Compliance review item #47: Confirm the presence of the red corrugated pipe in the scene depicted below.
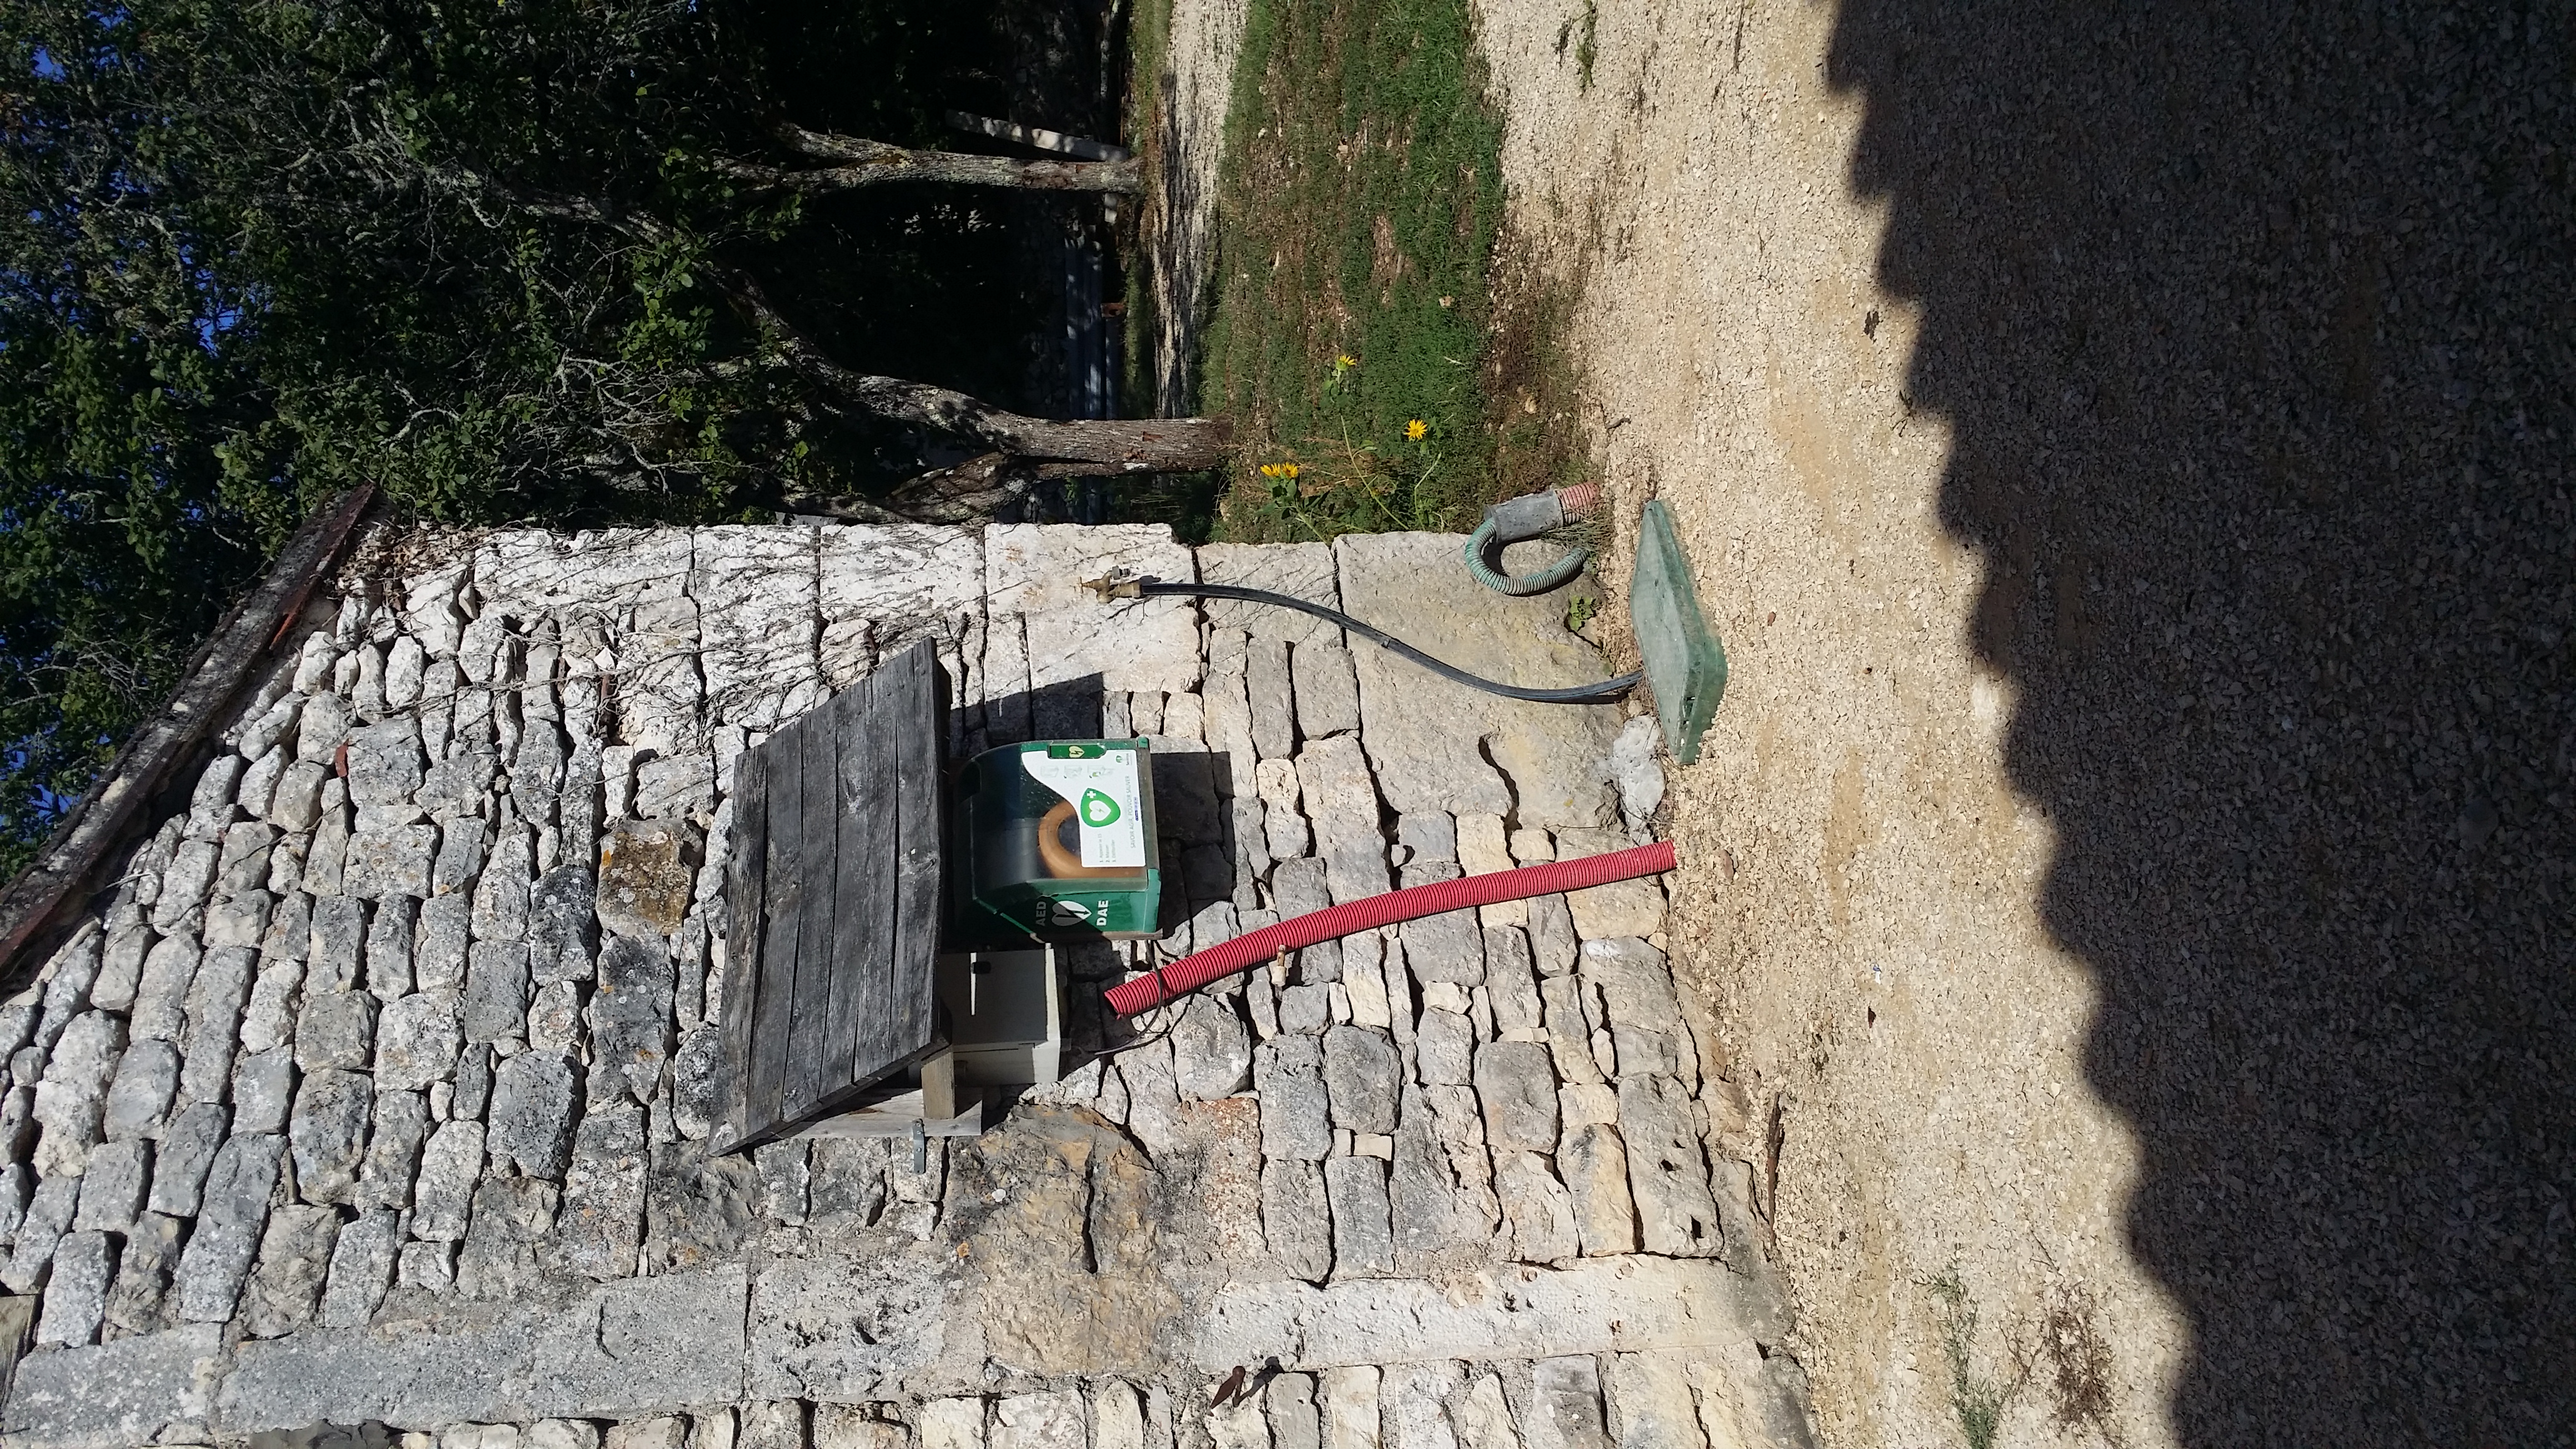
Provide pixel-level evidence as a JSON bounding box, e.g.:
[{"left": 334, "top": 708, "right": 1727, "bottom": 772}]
[{"left": 1105, "top": 840, "right": 1679, "bottom": 1016}]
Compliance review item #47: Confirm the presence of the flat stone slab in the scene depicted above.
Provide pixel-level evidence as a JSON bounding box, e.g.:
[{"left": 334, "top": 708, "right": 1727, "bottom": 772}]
[{"left": 1334, "top": 534, "right": 1624, "bottom": 829}]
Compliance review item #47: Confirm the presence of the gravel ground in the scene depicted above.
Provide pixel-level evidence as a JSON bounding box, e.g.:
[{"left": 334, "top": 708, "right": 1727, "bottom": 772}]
[{"left": 1475, "top": 0, "right": 2574, "bottom": 1445}]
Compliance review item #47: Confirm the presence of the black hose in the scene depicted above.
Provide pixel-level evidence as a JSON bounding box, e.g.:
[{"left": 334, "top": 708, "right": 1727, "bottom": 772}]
[{"left": 1138, "top": 582, "right": 1641, "bottom": 705}]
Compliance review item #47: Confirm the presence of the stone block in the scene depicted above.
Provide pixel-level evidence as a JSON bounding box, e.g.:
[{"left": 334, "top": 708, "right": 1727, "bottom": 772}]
[
  {"left": 242, "top": 957, "right": 304, "bottom": 1055},
  {"left": 1381, "top": 1360, "right": 1463, "bottom": 1449},
  {"left": 1253, "top": 1035, "right": 1332, "bottom": 1161},
  {"left": 102, "top": 1038, "right": 180, "bottom": 1141},
  {"left": 1493, "top": 1151, "right": 1581, "bottom": 1265},
  {"left": 397, "top": 1237, "right": 457, "bottom": 1292},
  {"left": 1559, "top": 1123, "right": 1637, "bottom": 1257},
  {"left": 919, "top": 1398, "right": 987, "bottom": 1449},
  {"left": 104, "top": 1209, "right": 184, "bottom": 1337},
  {"left": 346, "top": 824, "right": 439, "bottom": 900},
  {"left": 364, "top": 895, "right": 417, "bottom": 998},
  {"left": 1322, "top": 1025, "right": 1399, "bottom": 1134},
  {"left": 174, "top": 1131, "right": 285, "bottom": 1321},
  {"left": 178, "top": 946, "right": 256, "bottom": 1102},
  {"left": 241, "top": 1201, "right": 339, "bottom": 1337},
  {"left": 1256, "top": 758, "right": 1310, "bottom": 860},
  {"left": 814, "top": 1407, "right": 906, "bottom": 1449},
  {"left": 556, "top": 1100, "right": 647, "bottom": 1280},
  {"left": 1526, "top": 1359, "right": 1611, "bottom": 1449},
  {"left": 1578, "top": 939, "right": 1697, "bottom": 1088},
  {"left": 1614, "top": 1075, "right": 1721, "bottom": 1258},
  {"left": 296, "top": 989, "right": 377, "bottom": 1072},
  {"left": 1197, "top": 542, "right": 1340, "bottom": 646},
  {"left": 1475, "top": 1040, "right": 1561, "bottom": 1152},
  {"left": 671, "top": 1025, "right": 721, "bottom": 1140},
  {"left": 534, "top": 1421, "right": 611, "bottom": 1449},
  {"left": 1539, "top": 977, "right": 1603, "bottom": 1087},
  {"left": 291, "top": 1066, "right": 374, "bottom": 1204},
  {"left": 1602, "top": 1355, "right": 1700, "bottom": 1449},
  {"left": 1322, "top": 1155, "right": 1392, "bottom": 1278},
  {"left": 1482, "top": 929, "right": 1543, "bottom": 1034},
  {"left": 490, "top": 1048, "right": 580, "bottom": 1178},
  {"left": 357, "top": 1087, "right": 431, "bottom": 1211},
  {"left": 738, "top": 1403, "right": 807, "bottom": 1449},
  {"left": 591, "top": 935, "right": 675, "bottom": 1105},
  {"left": 33, "top": 1008, "right": 123, "bottom": 1176},
  {"left": 1295, "top": 736, "right": 1388, "bottom": 905},
  {"left": 317, "top": 1207, "right": 401, "bottom": 1327},
  {"left": 644, "top": 1139, "right": 760, "bottom": 1272},
  {"left": 205, "top": 889, "right": 276, "bottom": 948},
  {"left": 1335, "top": 534, "right": 1621, "bottom": 829},
  {"left": 1322, "top": 1367, "right": 1382, "bottom": 1449},
  {"left": 147, "top": 1102, "right": 227, "bottom": 1216},
  {"left": 233, "top": 1046, "right": 298, "bottom": 1133},
  {"left": 455, "top": 1041, "right": 494, "bottom": 1119},
  {"left": 1554, "top": 832, "right": 1667, "bottom": 941},
  {"left": 418, "top": 894, "right": 473, "bottom": 990},
  {"left": 1289, "top": 643, "right": 1360, "bottom": 739},
  {"left": 346, "top": 717, "right": 425, "bottom": 811},
  {"left": 131, "top": 936, "right": 201, "bottom": 1042},
  {"left": 531, "top": 980, "right": 586, "bottom": 1053},
  {"left": 1277, "top": 985, "right": 1332, "bottom": 1034},
  {"left": 989, "top": 524, "right": 1200, "bottom": 695},
  {"left": 1262, "top": 1159, "right": 1332, "bottom": 1282},
  {"left": 529, "top": 863, "right": 598, "bottom": 984},
  {"left": 1559, "top": 1083, "right": 1619, "bottom": 1128},
  {"left": 34, "top": 1227, "right": 110, "bottom": 1345},
  {"left": 152, "top": 837, "right": 220, "bottom": 931},
  {"left": 458, "top": 1174, "right": 559, "bottom": 1299},
  {"left": 309, "top": 895, "right": 369, "bottom": 995},
  {"left": 992, "top": 1392, "right": 1085, "bottom": 1449},
  {"left": 1414, "top": 1009, "right": 1473, "bottom": 1087},
  {"left": 695, "top": 525, "right": 821, "bottom": 728},
  {"left": 473, "top": 821, "right": 535, "bottom": 942},
  {"left": 413, "top": 1120, "right": 484, "bottom": 1240},
  {"left": 1, "top": 1171, "right": 78, "bottom": 1292},
  {"left": 1091, "top": 1382, "right": 1145, "bottom": 1449},
  {"left": 421, "top": 750, "right": 499, "bottom": 822},
  {"left": 1172, "top": 995, "right": 1251, "bottom": 1101},
  {"left": 73, "top": 1138, "right": 149, "bottom": 1232},
  {"left": 377, "top": 988, "right": 464, "bottom": 1093},
  {"left": 463, "top": 941, "right": 532, "bottom": 1042},
  {"left": 1209, "top": 1394, "right": 1269, "bottom": 1449},
  {"left": 1247, "top": 636, "right": 1296, "bottom": 760},
  {"left": 92, "top": 923, "right": 153, "bottom": 1013},
  {"left": 598, "top": 820, "right": 701, "bottom": 940},
  {"left": 1398, "top": 909, "right": 1482, "bottom": 988},
  {"left": 610, "top": 1418, "right": 690, "bottom": 1449},
  {"left": 268, "top": 760, "right": 331, "bottom": 832}
]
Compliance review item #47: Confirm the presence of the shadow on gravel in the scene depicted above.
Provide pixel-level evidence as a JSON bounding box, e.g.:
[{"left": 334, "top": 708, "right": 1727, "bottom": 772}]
[{"left": 1828, "top": 2, "right": 2574, "bottom": 1442}]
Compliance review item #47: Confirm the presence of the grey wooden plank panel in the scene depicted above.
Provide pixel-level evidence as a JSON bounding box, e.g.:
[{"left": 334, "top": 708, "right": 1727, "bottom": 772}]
[
  {"left": 888, "top": 643, "right": 948, "bottom": 1061},
  {"left": 831, "top": 667, "right": 902, "bottom": 1096},
  {"left": 746, "top": 719, "right": 806, "bottom": 1139},
  {"left": 783, "top": 701, "right": 846, "bottom": 1118},
  {"left": 713, "top": 744, "right": 769, "bottom": 1153}
]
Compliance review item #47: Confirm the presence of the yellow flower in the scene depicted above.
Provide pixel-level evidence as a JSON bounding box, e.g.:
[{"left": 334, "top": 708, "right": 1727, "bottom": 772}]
[
  {"left": 1283, "top": 463, "right": 1302, "bottom": 479},
  {"left": 1259, "top": 463, "right": 1281, "bottom": 478},
  {"left": 1405, "top": 419, "right": 1428, "bottom": 442},
  {"left": 1335, "top": 354, "right": 1359, "bottom": 369}
]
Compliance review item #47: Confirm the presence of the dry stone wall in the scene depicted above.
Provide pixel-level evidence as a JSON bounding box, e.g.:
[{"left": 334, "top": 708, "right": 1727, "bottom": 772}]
[{"left": 0, "top": 525, "right": 1811, "bottom": 1449}]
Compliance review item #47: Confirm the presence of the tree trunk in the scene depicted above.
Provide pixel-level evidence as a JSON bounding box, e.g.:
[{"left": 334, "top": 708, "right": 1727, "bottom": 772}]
[
  {"left": 518, "top": 190, "right": 1227, "bottom": 469},
  {"left": 716, "top": 270, "right": 1230, "bottom": 468},
  {"left": 757, "top": 123, "right": 1141, "bottom": 194}
]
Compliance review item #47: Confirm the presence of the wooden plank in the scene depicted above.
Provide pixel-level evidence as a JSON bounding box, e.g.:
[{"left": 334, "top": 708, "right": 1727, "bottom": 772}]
[
  {"left": 711, "top": 746, "right": 769, "bottom": 1153},
  {"left": 781, "top": 697, "right": 846, "bottom": 1116},
  {"left": 745, "top": 718, "right": 806, "bottom": 1138},
  {"left": 945, "top": 110, "right": 1133, "bottom": 162},
  {"left": 887, "top": 643, "right": 949, "bottom": 1061},
  {"left": 829, "top": 668, "right": 899, "bottom": 1100},
  {"left": 0, "top": 485, "right": 377, "bottom": 990}
]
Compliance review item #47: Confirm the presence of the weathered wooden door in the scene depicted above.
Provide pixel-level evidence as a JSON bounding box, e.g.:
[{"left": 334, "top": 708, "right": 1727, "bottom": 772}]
[{"left": 711, "top": 640, "right": 948, "bottom": 1153}]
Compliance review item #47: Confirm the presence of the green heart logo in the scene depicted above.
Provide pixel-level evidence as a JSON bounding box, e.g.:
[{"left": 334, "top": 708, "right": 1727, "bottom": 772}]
[{"left": 1079, "top": 788, "right": 1121, "bottom": 827}]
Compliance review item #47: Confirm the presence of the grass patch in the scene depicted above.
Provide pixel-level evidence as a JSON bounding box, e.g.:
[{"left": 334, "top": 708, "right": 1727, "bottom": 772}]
[
  {"left": 1201, "top": 0, "right": 1519, "bottom": 541},
  {"left": 1922, "top": 1266, "right": 2019, "bottom": 1449}
]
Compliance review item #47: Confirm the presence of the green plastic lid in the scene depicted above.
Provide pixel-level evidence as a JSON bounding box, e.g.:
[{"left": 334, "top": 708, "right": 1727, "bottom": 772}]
[{"left": 1631, "top": 500, "right": 1727, "bottom": 765}]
